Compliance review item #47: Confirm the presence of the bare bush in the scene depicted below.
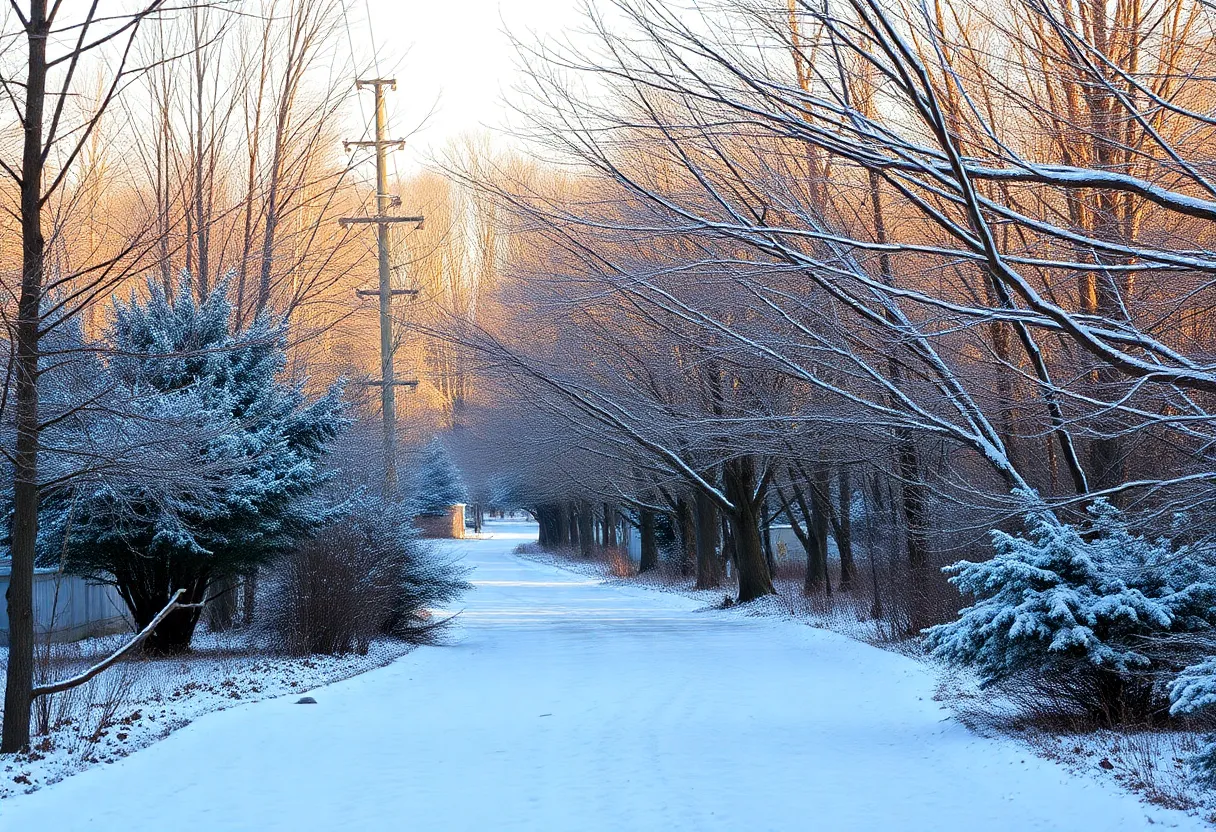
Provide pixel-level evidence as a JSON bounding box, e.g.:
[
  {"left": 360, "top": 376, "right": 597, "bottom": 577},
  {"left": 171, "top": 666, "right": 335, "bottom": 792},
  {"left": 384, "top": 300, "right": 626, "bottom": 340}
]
[
  {"left": 261, "top": 501, "right": 470, "bottom": 656},
  {"left": 604, "top": 548, "right": 636, "bottom": 579}
]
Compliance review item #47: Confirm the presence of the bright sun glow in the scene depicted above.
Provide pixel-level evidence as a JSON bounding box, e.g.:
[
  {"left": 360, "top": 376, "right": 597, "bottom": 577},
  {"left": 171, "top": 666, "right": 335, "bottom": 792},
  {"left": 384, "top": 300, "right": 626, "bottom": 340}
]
[{"left": 362, "top": 0, "right": 583, "bottom": 169}]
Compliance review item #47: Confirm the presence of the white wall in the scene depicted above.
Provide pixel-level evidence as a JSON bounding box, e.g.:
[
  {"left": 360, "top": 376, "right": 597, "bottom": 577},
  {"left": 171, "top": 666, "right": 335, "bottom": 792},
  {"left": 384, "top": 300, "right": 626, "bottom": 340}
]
[
  {"left": 0, "top": 566, "right": 131, "bottom": 644},
  {"left": 768, "top": 525, "right": 838, "bottom": 562}
]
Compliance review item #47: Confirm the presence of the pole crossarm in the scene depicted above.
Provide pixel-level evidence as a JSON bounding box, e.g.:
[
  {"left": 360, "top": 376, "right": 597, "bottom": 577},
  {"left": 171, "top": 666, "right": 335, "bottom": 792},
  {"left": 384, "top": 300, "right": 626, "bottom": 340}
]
[
  {"left": 356, "top": 78, "right": 397, "bottom": 90},
  {"left": 339, "top": 215, "right": 424, "bottom": 227},
  {"left": 365, "top": 379, "right": 420, "bottom": 387},
  {"left": 356, "top": 288, "right": 418, "bottom": 297},
  {"left": 344, "top": 139, "right": 406, "bottom": 151}
]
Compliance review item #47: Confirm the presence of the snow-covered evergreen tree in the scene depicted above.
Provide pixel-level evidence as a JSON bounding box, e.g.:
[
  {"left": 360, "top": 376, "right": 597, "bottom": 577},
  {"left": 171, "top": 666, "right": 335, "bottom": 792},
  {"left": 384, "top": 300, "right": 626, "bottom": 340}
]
[
  {"left": 925, "top": 500, "right": 1216, "bottom": 723},
  {"left": 37, "top": 276, "right": 347, "bottom": 653},
  {"left": 1170, "top": 637, "right": 1216, "bottom": 784},
  {"left": 1171, "top": 659, "right": 1216, "bottom": 718},
  {"left": 411, "top": 438, "right": 468, "bottom": 515}
]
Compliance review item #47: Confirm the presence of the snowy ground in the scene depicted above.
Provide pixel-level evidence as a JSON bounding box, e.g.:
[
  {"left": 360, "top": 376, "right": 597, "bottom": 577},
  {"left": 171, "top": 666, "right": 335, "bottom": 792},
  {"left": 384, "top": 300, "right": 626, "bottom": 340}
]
[
  {"left": 0, "top": 631, "right": 413, "bottom": 800},
  {"left": 0, "top": 519, "right": 1207, "bottom": 830}
]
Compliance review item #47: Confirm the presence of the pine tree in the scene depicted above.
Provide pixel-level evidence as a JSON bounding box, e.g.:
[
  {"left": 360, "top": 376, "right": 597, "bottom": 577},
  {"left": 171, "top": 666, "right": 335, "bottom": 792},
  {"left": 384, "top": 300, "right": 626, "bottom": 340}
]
[
  {"left": 411, "top": 438, "right": 468, "bottom": 516},
  {"left": 36, "top": 276, "right": 347, "bottom": 653}
]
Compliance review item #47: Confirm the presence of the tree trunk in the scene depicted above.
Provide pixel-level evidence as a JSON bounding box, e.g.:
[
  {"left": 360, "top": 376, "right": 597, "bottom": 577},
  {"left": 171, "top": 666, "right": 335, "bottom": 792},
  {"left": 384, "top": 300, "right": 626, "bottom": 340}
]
[
  {"left": 720, "top": 511, "right": 735, "bottom": 576},
  {"left": 537, "top": 506, "right": 550, "bottom": 547},
  {"left": 788, "top": 472, "right": 828, "bottom": 595},
  {"left": 867, "top": 167, "right": 933, "bottom": 630},
  {"left": 1089, "top": 431, "right": 1124, "bottom": 499},
  {"left": 676, "top": 498, "right": 696, "bottom": 577},
  {"left": 2, "top": 5, "right": 48, "bottom": 752},
  {"left": 555, "top": 502, "right": 569, "bottom": 548},
  {"left": 127, "top": 575, "right": 209, "bottom": 655},
  {"left": 810, "top": 462, "right": 832, "bottom": 597},
  {"left": 775, "top": 482, "right": 815, "bottom": 580},
  {"left": 207, "top": 576, "right": 239, "bottom": 632},
  {"left": 255, "top": 67, "right": 293, "bottom": 314},
  {"left": 836, "top": 467, "right": 856, "bottom": 590},
  {"left": 898, "top": 440, "right": 932, "bottom": 631},
  {"left": 192, "top": 24, "right": 209, "bottom": 299},
  {"left": 242, "top": 570, "right": 257, "bottom": 626},
  {"left": 567, "top": 502, "right": 579, "bottom": 548},
  {"left": 723, "top": 456, "right": 775, "bottom": 603},
  {"left": 730, "top": 505, "right": 772, "bottom": 603},
  {"left": 761, "top": 496, "right": 777, "bottom": 577},
  {"left": 547, "top": 505, "right": 559, "bottom": 547},
  {"left": 639, "top": 508, "right": 659, "bottom": 573},
  {"left": 144, "top": 607, "right": 205, "bottom": 655},
  {"left": 578, "top": 499, "right": 594, "bottom": 558},
  {"left": 693, "top": 488, "right": 722, "bottom": 589},
  {"left": 604, "top": 504, "right": 617, "bottom": 548}
]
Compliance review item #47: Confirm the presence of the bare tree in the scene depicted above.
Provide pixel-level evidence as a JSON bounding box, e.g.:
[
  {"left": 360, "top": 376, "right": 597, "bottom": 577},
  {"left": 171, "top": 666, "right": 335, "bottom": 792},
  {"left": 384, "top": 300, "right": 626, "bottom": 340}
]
[{"left": 0, "top": 0, "right": 195, "bottom": 753}]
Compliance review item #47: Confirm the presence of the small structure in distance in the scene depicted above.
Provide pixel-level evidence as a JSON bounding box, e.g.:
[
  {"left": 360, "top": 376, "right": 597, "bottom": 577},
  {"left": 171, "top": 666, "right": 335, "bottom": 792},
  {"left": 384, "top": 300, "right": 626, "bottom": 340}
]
[{"left": 414, "top": 504, "right": 467, "bottom": 539}]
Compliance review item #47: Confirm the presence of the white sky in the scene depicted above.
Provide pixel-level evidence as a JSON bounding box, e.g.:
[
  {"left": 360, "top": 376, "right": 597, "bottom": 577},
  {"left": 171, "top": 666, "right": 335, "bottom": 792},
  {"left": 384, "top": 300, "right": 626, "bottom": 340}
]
[{"left": 360, "top": 0, "right": 585, "bottom": 171}]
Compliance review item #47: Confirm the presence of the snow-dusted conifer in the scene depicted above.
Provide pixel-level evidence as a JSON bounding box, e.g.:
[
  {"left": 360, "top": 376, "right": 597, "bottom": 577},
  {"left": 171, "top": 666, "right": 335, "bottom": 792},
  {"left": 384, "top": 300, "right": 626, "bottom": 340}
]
[
  {"left": 411, "top": 438, "right": 468, "bottom": 515},
  {"left": 1169, "top": 635, "right": 1216, "bottom": 784},
  {"left": 38, "top": 276, "right": 347, "bottom": 653},
  {"left": 925, "top": 500, "right": 1216, "bottom": 723}
]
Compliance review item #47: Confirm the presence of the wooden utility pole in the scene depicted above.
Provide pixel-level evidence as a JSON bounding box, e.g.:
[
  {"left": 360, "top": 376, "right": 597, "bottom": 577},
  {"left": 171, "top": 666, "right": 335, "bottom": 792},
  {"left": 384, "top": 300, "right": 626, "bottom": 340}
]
[{"left": 341, "top": 78, "right": 422, "bottom": 492}]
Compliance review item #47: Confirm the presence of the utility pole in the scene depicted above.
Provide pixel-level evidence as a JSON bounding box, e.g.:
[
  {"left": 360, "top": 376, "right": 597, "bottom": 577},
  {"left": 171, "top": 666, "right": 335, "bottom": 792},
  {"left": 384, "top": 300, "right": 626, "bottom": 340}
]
[{"left": 341, "top": 78, "right": 423, "bottom": 493}]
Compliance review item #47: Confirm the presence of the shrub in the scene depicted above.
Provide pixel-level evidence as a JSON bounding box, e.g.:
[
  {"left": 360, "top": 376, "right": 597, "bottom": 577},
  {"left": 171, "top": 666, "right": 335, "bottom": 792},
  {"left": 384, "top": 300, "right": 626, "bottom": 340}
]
[
  {"left": 925, "top": 500, "right": 1216, "bottom": 726},
  {"left": 605, "top": 548, "right": 635, "bottom": 578},
  {"left": 1169, "top": 660, "right": 1216, "bottom": 786},
  {"left": 261, "top": 498, "right": 470, "bottom": 655}
]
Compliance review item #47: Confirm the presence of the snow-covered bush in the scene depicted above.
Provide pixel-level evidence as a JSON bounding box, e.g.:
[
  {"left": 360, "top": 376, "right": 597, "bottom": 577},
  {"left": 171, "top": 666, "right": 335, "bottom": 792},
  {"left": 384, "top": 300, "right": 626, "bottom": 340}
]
[
  {"left": 1170, "top": 660, "right": 1216, "bottom": 785},
  {"left": 261, "top": 496, "right": 470, "bottom": 655},
  {"left": 925, "top": 500, "right": 1216, "bottom": 725}
]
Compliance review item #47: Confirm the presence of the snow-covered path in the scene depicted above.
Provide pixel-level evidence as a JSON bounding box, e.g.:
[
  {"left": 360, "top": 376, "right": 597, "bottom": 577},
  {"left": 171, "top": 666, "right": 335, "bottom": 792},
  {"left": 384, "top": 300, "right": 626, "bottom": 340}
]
[{"left": 0, "top": 521, "right": 1204, "bottom": 830}]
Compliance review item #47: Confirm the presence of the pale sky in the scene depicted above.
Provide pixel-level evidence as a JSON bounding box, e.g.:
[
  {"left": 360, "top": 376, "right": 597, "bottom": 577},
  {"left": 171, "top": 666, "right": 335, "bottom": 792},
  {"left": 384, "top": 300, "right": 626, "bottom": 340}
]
[{"left": 360, "top": 0, "right": 585, "bottom": 170}]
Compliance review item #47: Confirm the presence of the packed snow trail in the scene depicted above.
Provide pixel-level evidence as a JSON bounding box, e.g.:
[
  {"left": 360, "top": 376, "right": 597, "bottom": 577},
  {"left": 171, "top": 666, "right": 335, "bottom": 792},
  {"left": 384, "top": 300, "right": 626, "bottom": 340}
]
[{"left": 0, "top": 521, "right": 1203, "bottom": 831}]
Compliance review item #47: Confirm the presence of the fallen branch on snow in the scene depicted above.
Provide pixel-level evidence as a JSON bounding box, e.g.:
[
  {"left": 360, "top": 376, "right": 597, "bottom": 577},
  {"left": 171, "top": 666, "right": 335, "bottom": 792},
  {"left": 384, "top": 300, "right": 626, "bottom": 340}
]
[{"left": 31, "top": 588, "right": 204, "bottom": 699}]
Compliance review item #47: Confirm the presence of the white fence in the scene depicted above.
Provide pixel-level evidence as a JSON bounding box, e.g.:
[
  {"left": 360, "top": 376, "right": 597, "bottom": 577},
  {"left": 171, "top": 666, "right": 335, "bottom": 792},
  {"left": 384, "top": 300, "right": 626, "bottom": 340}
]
[{"left": 0, "top": 564, "right": 131, "bottom": 645}]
